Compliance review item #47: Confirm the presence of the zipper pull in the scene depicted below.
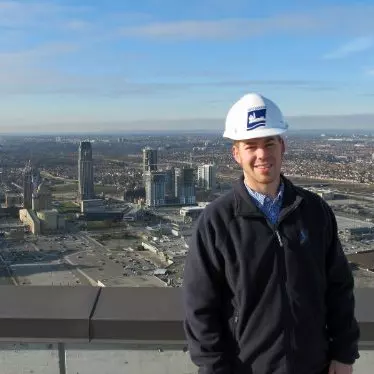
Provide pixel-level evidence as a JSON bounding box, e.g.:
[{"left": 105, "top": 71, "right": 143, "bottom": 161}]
[{"left": 275, "top": 230, "right": 284, "bottom": 247}]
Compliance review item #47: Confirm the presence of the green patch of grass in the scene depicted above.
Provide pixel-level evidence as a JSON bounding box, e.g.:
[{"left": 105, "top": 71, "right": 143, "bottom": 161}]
[
  {"left": 51, "top": 182, "right": 78, "bottom": 193},
  {"left": 94, "top": 185, "right": 121, "bottom": 194},
  {"left": 60, "top": 201, "right": 79, "bottom": 208},
  {"left": 58, "top": 201, "right": 80, "bottom": 213},
  {"left": 85, "top": 220, "right": 123, "bottom": 230}
]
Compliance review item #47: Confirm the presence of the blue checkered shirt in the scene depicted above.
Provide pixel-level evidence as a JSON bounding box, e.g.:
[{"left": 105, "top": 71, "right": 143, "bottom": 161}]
[{"left": 245, "top": 182, "right": 284, "bottom": 225}]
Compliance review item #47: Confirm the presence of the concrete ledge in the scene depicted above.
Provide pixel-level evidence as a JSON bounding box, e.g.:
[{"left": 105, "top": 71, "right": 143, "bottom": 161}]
[
  {"left": 0, "top": 286, "right": 99, "bottom": 342},
  {"left": 0, "top": 286, "right": 372, "bottom": 345},
  {"left": 90, "top": 287, "right": 185, "bottom": 342}
]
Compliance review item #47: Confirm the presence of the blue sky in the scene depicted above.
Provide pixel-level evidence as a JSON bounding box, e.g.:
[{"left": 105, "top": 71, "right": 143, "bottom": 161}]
[{"left": 1, "top": 0, "right": 374, "bottom": 133}]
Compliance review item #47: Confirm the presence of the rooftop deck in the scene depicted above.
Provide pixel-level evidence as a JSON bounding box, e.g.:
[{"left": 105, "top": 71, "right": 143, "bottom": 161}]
[{"left": 0, "top": 286, "right": 373, "bottom": 373}]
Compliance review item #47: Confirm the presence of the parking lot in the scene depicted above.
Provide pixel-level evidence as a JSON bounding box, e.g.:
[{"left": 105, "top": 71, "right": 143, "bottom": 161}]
[
  {"left": 0, "top": 235, "right": 87, "bottom": 286},
  {"left": 0, "top": 232, "right": 167, "bottom": 287}
]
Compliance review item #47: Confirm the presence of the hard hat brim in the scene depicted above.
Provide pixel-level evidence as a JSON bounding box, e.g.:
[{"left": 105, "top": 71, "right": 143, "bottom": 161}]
[{"left": 223, "top": 127, "right": 287, "bottom": 141}]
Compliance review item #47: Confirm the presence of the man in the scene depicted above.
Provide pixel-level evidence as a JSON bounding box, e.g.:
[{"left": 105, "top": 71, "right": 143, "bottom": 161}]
[{"left": 183, "top": 93, "right": 359, "bottom": 374}]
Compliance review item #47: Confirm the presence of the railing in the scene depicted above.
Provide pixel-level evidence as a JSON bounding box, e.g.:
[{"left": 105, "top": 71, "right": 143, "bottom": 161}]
[{"left": 0, "top": 286, "right": 373, "bottom": 373}]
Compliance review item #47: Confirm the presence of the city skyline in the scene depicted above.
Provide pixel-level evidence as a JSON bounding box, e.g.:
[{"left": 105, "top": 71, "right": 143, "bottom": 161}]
[
  {"left": 1, "top": 132, "right": 373, "bottom": 292},
  {"left": 1, "top": 0, "right": 374, "bottom": 133}
]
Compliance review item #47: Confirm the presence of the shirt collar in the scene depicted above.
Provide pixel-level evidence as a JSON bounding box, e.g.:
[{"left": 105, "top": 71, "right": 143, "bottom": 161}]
[{"left": 245, "top": 182, "right": 284, "bottom": 207}]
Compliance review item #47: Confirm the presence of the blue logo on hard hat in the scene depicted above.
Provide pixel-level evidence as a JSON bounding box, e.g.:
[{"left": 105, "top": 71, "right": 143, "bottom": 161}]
[{"left": 247, "top": 107, "right": 266, "bottom": 131}]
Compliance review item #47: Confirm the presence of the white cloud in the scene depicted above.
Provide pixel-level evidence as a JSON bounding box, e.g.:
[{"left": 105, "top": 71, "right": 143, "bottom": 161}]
[
  {"left": 0, "top": 1, "right": 91, "bottom": 28},
  {"left": 63, "top": 19, "right": 92, "bottom": 32},
  {"left": 0, "top": 57, "right": 335, "bottom": 97},
  {"left": 0, "top": 43, "right": 79, "bottom": 67},
  {"left": 2, "top": 1, "right": 374, "bottom": 43},
  {"left": 119, "top": 16, "right": 317, "bottom": 41},
  {"left": 119, "top": 5, "right": 374, "bottom": 41},
  {"left": 323, "top": 37, "right": 373, "bottom": 59}
]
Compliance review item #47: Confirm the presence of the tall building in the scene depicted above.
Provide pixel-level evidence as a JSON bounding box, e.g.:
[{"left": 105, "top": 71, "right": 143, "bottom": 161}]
[
  {"left": 23, "top": 161, "right": 33, "bottom": 209},
  {"left": 198, "top": 164, "right": 216, "bottom": 191},
  {"left": 145, "top": 171, "right": 166, "bottom": 207},
  {"left": 31, "top": 168, "right": 41, "bottom": 192},
  {"left": 165, "top": 167, "right": 175, "bottom": 197},
  {"left": 143, "top": 147, "right": 158, "bottom": 173},
  {"left": 32, "top": 182, "right": 52, "bottom": 211},
  {"left": 175, "top": 167, "right": 196, "bottom": 205},
  {"left": 78, "top": 141, "right": 94, "bottom": 201}
]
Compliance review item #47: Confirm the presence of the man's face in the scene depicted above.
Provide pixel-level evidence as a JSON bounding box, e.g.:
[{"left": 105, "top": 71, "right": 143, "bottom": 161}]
[{"left": 232, "top": 136, "right": 285, "bottom": 189}]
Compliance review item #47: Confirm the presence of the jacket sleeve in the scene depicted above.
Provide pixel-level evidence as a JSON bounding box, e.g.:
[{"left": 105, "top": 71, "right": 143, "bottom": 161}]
[
  {"left": 324, "top": 203, "right": 360, "bottom": 364},
  {"left": 183, "top": 213, "right": 233, "bottom": 374}
]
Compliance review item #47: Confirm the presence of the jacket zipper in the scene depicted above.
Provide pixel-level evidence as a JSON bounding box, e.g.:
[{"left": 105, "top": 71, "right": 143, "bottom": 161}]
[
  {"left": 273, "top": 227, "right": 292, "bottom": 374},
  {"left": 234, "top": 312, "right": 239, "bottom": 324},
  {"left": 232, "top": 310, "right": 239, "bottom": 340},
  {"left": 275, "top": 230, "right": 283, "bottom": 247},
  {"left": 239, "top": 195, "right": 302, "bottom": 372}
]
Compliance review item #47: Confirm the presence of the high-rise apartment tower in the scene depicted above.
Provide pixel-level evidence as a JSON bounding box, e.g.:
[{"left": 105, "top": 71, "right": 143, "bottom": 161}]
[
  {"left": 145, "top": 171, "right": 166, "bottom": 207},
  {"left": 23, "top": 161, "right": 33, "bottom": 209},
  {"left": 78, "top": 141, "right": 94, "bottom": 201},
  {"left": 143, "top": 147, "right": 158, "bottom": 173},
  {"left": 175, "top": 167, "right": 196, "bottom": 205},
  {"left": 198, "top": 164, "right": 216, "bottom": 191}
]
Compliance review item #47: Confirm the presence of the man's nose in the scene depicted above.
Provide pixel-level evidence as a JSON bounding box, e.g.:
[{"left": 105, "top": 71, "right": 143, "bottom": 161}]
[{"left": 256, "top": 147, "right": 269, "bottom": 159}]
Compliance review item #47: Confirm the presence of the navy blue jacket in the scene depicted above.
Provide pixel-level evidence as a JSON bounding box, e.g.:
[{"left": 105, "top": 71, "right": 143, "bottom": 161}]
[{"left": 183, "top": 176, "right": 359, "bottom": 374}]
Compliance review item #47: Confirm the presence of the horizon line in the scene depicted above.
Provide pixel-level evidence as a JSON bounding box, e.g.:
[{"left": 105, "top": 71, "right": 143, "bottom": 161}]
[{"left": 0, "top": 128, "right": 373, "bottom": 137}]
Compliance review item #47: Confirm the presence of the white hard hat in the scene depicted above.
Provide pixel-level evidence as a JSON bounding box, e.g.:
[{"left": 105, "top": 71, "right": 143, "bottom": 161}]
[{"left": 223, "top": 93, "right": 288, "bottom": 140}]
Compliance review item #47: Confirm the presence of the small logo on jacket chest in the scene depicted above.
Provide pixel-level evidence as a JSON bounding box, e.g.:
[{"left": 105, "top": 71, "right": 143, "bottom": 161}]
[{"left": 300, "top": 229, "right": 308, "bottom": 245}]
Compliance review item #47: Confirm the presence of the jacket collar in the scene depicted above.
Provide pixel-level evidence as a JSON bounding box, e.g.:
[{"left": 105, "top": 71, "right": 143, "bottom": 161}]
[{"left": 233, "top": 174, "right": 303, "bottom": 218}]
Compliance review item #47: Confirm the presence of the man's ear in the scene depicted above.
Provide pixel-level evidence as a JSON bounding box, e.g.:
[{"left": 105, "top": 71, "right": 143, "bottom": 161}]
[
  {"left": 280, "top": 137, "right": 286, "bottom": 156},
  {"left": 232, "top": 144, "right": 240, "bottom": 165}
]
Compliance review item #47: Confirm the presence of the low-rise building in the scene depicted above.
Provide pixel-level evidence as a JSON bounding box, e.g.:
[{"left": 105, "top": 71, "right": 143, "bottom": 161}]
[
  {"left": 19, "top": 209, "right": 41, "bottom": 234},
  {"left": 344, "top": 227, "right": 374, "bottom": 241},
  {"left": 5, "top": 193, "right": 22, "bottom": 208},
  {"left": 81, "top": 199, "right": 105, "bottom": 213},
  {"left": 37, "top": 209, "right": 65, "bottom": 232},
  {"left": 306, "top": 188, "right": 335, "bottom": 200},
  {"left": 179, "top": 206, "right": 205, "bottom": 221}
]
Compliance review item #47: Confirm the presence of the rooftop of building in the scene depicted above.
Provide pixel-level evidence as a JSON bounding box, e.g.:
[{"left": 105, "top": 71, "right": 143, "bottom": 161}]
[
  {"left": 180, "top": 206, "right": 205, "bottom": 211},
  {"left": 0, "top": 286, "right": 372, "bottom": 374}
]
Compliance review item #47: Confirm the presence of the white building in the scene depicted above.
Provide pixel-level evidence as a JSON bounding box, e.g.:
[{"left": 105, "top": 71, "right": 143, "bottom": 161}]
[
  {"left": 143, "top": 147, "right": 158, "bottom": 172},
  {"left": 19, "top": 209, "right": 41, "bottom": 234},
  {"left": 198, "top": 164, "right": 216, "bottom": 191},
  {"left": 306, "top": 188, "right": 335, "bottom": 200},
  {"left": 180, "top": 206, "right": 205, "bottom": 220}
]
